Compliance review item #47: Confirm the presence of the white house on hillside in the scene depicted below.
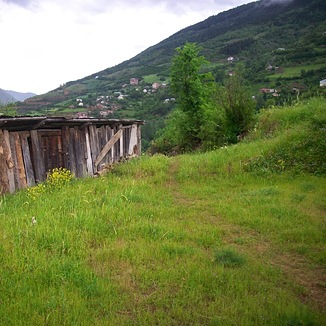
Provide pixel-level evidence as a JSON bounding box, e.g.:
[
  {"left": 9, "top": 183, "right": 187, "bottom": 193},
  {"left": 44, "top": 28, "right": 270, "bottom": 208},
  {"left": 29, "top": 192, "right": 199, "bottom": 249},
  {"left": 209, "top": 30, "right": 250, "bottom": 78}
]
[{"left": 320, "top": 79, "right": 326, "bottom": 87}]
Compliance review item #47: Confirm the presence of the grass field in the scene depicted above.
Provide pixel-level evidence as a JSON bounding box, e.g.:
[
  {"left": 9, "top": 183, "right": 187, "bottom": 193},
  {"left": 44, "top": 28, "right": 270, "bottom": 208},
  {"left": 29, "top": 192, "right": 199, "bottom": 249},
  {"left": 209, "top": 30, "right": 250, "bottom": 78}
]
[
  {"left": 269, "top": 63, "right": 325, "bottom": 79},
  {"left": 142, "top": 74, "right": 162, "bottom": 84},
  {"left": 0, "top": 98, "right": 325, "bottom": 325}
]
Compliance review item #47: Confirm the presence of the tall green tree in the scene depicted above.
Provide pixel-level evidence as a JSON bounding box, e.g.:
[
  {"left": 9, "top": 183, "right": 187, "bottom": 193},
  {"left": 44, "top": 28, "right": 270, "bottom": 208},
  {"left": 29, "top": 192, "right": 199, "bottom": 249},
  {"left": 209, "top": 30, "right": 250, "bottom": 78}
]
[
  {"left": 169, "top": 42, "right": 210, "bottom": 149},
  {"left": 218, "top": 64, "right": 255, "bottom": 143},
  {"left": 151, "top": 42, "right": 225, "bottom": 154}
]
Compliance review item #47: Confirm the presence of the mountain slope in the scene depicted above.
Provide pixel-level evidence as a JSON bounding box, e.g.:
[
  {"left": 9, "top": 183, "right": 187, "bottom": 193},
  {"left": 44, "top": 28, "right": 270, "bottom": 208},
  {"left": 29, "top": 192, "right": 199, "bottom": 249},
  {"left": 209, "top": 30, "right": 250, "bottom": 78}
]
[
  {"left": 5, "top": 90, "right": 36, "bottom": 102},
  {"left": 0, "top": 89, "right": 16, "bottom": 105},
  {"left": 0, "top": 89, "right": 36, "bottom": 105},
  {"left": 18, "top": 0, "right": 326, "bottom": 117}
]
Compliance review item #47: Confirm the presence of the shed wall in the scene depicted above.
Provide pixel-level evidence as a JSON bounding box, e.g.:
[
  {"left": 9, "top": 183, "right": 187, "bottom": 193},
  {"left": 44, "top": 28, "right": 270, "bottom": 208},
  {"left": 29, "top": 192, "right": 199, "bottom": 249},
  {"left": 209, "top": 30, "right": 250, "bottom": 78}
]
[{"left": 0, "top": 123, "right": 141, "bottom": 194}]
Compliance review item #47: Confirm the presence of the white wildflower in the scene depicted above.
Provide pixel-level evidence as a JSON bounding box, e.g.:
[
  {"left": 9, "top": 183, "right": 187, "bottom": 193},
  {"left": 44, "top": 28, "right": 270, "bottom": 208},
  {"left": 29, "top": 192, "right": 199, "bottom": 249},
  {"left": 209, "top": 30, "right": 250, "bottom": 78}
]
[{"left": 31, "top": 216, "right": 37, "bottom": 226}]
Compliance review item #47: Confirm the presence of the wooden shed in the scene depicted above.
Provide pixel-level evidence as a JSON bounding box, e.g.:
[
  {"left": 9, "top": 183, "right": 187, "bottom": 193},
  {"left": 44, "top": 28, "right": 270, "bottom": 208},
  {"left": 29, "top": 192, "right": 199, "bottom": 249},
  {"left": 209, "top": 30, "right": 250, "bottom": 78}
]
[{"left": 0, "top": 116, "right": 143, "bottom": 194}]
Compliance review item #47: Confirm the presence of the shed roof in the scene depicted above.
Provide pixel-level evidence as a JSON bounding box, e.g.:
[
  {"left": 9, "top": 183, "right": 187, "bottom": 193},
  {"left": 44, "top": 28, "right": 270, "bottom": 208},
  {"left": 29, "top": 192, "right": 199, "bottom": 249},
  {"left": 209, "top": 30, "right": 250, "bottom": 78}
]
[{"left": 0, "top": 116, "right": 144, "bottom": 132}]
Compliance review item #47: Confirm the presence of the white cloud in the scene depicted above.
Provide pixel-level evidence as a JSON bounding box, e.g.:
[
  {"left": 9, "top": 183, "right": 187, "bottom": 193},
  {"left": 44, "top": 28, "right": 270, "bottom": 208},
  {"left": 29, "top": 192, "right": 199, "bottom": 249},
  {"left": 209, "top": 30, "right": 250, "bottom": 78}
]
[{"left": 0, "top": 0, "right": 253, "bottom": 94}]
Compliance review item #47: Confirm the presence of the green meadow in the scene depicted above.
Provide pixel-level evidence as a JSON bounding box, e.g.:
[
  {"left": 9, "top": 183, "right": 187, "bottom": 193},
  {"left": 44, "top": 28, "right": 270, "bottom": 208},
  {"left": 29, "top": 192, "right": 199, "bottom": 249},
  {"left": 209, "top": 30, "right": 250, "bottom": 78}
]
[
  {"left": 269, "top": 63, "right": 325, "bottom": 79},
  {"left": 0, "top": 98, "right": 325, "bottom": 325}
]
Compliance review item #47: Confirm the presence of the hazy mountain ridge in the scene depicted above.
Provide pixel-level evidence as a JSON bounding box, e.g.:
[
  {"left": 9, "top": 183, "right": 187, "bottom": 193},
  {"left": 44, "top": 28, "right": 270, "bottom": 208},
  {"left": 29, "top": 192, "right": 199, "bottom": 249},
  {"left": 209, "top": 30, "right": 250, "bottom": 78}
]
[{"left": 0, "top": 88, "right": 36, "bottom": 104}]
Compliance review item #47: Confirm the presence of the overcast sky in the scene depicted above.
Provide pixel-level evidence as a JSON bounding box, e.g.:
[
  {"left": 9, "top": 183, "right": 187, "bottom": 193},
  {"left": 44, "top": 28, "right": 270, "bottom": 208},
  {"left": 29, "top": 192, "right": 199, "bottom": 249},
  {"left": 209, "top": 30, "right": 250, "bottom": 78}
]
[{"left": 0, "top": 0, "right": 255, "bottom": 94}]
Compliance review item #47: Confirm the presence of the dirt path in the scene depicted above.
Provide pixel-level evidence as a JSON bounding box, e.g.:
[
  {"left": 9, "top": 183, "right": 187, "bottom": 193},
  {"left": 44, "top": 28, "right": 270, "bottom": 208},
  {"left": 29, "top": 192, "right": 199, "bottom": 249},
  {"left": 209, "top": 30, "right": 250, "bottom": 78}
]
[{"left": 165, "top": 159, "right": 326, "bottom": 312}]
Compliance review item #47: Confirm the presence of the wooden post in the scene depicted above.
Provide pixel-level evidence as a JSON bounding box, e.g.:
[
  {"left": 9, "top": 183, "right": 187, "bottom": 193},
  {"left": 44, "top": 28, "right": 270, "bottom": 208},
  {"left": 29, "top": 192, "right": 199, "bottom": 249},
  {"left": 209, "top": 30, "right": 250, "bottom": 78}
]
[
  {"left": 61, "top": 126, "right": 70, "bottom": 169},
  {"left": 3, "top": 130, "right": 15, "bottom": 193},
  {"left": 20, "top": 131, "right": 35, "bottom": 187},
  {"left": 89, "top": 125, "right": 100, "bottom": 173},
  {"left": 68, "top": 127, "right": 77, "bottom": 177},
  {"left": 136, "top": 123, "right": 141, "bottom": 155},
  {"left": 30, "top": 130, "right": 46, "bottom": 183},
  {"left": 85, "top": 129, "right": 94, "bottom": 176},
  {"left": 0, "top": 130, "right": 10, "bottom": 194},
  {"left": 129, "top": 124, "right": 138, "bottom": 156},
  {"left": 12, "top": 132, "right": 27, "bottom": 189}
]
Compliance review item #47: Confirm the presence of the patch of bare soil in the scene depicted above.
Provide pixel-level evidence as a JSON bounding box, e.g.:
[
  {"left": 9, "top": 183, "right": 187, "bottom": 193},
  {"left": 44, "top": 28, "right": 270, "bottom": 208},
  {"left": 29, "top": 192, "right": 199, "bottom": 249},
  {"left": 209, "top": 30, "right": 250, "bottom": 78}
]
[{"left": 272, "top": 253, "right": 326, "bottom": 312}]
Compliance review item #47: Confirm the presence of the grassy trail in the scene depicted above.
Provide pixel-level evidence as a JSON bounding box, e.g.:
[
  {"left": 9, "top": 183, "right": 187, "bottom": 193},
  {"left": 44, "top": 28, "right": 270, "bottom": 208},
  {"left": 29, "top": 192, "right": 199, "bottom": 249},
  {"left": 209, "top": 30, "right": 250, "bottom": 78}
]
[{"left": 165, "top": 158, "right": 325, "bottom": 313}]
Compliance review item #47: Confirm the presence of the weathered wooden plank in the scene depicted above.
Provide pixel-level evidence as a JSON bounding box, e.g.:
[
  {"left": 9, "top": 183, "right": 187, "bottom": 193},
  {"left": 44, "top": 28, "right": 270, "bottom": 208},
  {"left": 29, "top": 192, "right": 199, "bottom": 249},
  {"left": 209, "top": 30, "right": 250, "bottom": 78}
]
[
  {"left": 96, "top": 125, "right": 105, "bottom": 168},
  {"left": 68, "top": 127, "right": 77, "bottom": 177},
  {"left": 100, "top": 125, "right": 108, "bottom": 166},
  {"left": 136, "top": 124, "right": 141, "bottom": 155},
  {"left": 3, "top": 130, "right": 15, "bottom": 193},
  {"left": 129, "top": 124, "right": 138, "bottom": 156},
  {"left": 0, "top": 130, "right": 10, "bottom": 194},
  {"left": 85, "top": 129, "right": 94, "bottom": 176},
  {"left": 123, "top": 126, "right": 130, "bottom": 156},
  {"left": 30, "top": 130, "right": 46, "bottom": 183},
  {"left": 9, "top": 132, "right": 19, "bottom": 190},
  {"left": 71, "top": 127, "right": 86, "bottom": 178},
  {"left": 113, "top": 126, "right": 119, "bottom": 161},
  {"left": 20, "top": 131, "right": 35, "bottom": 187},
  {"left": 94, "top": 128, "right": 123, "bottom": 168},
  {"left": 12, "top": 132, "right": 27, "bottom": 189},
  {"left": 106, "top": 125, "right": 113, "bottom": 164},
  {"left": 89, "top": 125, "right": 100, "bottom": 165},
  {"left": 77, "top": 128, "right": 87, "bottom": 177},
  {"left": 119, "top": 125, "right": 124, "bottom": 158},
  {"left": 57, "top": 133, "right": 64, "bottom": 167},
  {"left": 61, "top": 126, "right": 70, "bottom": 169}
]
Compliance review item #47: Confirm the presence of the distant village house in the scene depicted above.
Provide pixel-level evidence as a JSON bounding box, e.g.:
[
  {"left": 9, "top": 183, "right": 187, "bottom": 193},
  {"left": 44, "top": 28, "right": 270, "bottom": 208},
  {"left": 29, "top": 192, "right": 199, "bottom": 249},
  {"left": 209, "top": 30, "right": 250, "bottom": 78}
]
[
  {"left": 152, "top": 82, "right": 161, "bottom": 90},
  {"left": 320, "top": 79, "right": 326, "bottom": 87},
  {"left": 130, "top": 78, "right": 139, "bottom": 85}
]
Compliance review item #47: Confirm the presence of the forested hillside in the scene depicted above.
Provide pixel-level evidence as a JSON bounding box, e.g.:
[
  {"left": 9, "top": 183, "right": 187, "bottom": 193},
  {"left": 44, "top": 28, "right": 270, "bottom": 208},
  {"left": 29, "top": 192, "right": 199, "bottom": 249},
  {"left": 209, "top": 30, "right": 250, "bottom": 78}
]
[{"left": 9, "top": 0, "right": 326, "bottom": 147}]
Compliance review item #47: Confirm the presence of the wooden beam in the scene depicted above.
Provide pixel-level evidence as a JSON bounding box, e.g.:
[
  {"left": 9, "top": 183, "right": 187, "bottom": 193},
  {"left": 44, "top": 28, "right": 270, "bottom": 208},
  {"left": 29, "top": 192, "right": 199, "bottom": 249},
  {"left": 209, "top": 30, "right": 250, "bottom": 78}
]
[
  {"left": 94, "top": 128, "right": 122, "bottom": 168},
  {"left": 79, "top": 122, "right": 91, "bottom": 130},
  {"left": 12, "top": 132, "right": 27, "bottom": 189},
  {"left": 31, "top": 120, "right": 46, "bottom": 130}
]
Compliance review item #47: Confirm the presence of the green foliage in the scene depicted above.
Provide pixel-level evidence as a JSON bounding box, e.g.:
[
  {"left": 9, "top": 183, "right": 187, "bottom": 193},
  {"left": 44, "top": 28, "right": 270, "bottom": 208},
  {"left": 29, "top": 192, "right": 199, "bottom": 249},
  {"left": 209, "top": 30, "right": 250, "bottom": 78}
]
[
  {"left": 170, "top": 42, "right": 210, "bottom": 147},
  {"left": 152, "top": 43, "right": 225, "bottom": 154},
  {"left": 218, "top": 64, "right": 256, "bottom": 143},
  {"left": 244, "top": 97, "right": 326, "bottom": 174},
  {"left": 0, "top": 103, "right": 17, "bottom": 116}
]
